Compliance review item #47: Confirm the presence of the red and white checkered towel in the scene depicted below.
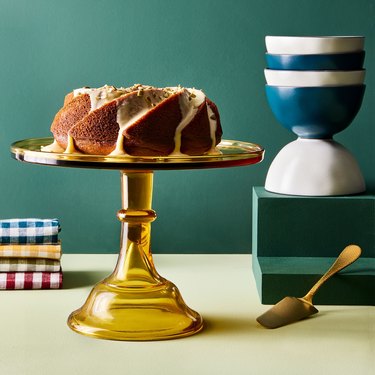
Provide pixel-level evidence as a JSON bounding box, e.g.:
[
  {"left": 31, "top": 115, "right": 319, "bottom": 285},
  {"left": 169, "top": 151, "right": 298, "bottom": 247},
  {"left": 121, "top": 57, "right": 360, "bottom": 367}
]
[{"left": 0, "top": 270, "right": 63, "bottom": 289}]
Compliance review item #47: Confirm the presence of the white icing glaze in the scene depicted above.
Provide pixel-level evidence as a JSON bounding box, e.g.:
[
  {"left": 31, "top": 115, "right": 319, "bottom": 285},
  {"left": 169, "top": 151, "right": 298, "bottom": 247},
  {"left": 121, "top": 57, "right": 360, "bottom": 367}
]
[
  {"left": 64, "top": 135, "right": 79, "bottom": 154},
  {"left": 170, "top": 88, "right": 206, "bottom": 155},
  {"left": 42, "top": 135, "right": 81, "bottom": 154},
  {"left": 73, "top": 85, "right": 129, "bottom": 111},
  {"left": 110, "top": 88, "right": 168, "bottom": 156},
  {"left": 41, "top": 137, "right": 81, "bottom": 154},
  {"left": 41, "top": 140, "right": 65, "bottom": 153}
]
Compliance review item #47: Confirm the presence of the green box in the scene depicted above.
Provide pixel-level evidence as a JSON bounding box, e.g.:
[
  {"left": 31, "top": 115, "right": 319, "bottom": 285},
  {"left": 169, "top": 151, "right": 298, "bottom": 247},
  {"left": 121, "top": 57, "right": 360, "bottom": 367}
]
[{"left": 252, "top": 187, "right": 375, "bottom": 305}]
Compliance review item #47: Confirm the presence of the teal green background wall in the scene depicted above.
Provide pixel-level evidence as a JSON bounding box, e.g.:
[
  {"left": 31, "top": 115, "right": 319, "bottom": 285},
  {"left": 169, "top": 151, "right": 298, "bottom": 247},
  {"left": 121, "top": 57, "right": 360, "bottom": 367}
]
[{"left": 0, "top": 0, "right": 374, "bottom": 254}]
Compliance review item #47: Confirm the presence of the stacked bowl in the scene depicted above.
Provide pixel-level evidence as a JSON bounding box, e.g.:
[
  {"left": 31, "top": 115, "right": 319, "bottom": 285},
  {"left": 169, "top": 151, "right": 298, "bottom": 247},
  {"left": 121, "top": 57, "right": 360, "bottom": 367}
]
[{"left": 264, "top": 36, "right": 366, "bottom": 196}]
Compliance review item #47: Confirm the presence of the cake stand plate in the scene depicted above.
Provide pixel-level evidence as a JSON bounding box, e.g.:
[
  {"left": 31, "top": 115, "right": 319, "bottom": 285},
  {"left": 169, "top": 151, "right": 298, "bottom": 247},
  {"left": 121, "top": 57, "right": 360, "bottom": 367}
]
[{"left": 11, "top": 137, "right": 264, "bottom": 341}]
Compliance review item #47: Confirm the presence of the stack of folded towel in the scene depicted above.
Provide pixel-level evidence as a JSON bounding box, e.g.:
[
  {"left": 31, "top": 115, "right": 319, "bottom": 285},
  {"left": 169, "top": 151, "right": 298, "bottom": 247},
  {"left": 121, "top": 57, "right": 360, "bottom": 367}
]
[{"left": 0, "top": 219, "right": 63, "bottom": 289}]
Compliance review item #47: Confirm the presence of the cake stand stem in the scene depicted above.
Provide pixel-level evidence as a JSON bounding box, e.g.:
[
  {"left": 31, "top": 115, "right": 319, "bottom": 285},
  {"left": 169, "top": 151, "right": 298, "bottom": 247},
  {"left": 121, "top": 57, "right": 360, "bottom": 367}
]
[
  {"left": 114, "top": 171, "right": 157, "bottom": 282},
  {"left": 67, "top": 170, "right": 203, "bottom": 341}
]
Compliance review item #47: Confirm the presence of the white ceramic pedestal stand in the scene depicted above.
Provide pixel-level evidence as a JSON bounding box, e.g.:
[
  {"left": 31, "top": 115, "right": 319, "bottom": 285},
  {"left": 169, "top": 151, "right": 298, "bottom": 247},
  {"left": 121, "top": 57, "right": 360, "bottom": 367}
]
[{"left": 265, "top": 138, "right": 365, "bottom": 196}]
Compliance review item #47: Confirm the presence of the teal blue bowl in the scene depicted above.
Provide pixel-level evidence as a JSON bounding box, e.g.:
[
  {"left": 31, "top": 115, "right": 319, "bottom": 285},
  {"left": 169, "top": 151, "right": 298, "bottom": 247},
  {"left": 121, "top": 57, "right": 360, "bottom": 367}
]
[
  {"left": 265, "top": 51, "right": 365, "bottom": 70},
  {"left": 265, "top": 85, "right": 365, "bottom": 138}
]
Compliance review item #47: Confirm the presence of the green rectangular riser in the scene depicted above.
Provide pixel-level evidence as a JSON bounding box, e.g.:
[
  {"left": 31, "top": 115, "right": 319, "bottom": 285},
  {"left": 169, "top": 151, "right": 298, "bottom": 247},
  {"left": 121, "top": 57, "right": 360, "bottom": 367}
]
[
  {"left": 252, "top": 187, "right": 375, "bottom": 258},
  {"left": 252, "top": 187, "right": 375, "bottom": 305},
  {"left": 253, "top": 256, "right": 375, "bottom": 305}
]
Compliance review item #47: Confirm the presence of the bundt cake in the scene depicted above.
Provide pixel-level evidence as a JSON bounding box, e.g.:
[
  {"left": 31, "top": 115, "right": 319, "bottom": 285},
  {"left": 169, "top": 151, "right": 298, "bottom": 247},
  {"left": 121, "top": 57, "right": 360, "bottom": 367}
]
[{"left": 43, "top": 84, "right": 223, "bottom": 156}]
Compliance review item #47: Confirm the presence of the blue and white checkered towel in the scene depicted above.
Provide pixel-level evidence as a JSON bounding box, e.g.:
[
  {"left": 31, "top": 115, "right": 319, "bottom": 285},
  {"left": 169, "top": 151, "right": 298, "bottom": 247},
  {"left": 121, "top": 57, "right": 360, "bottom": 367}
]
[{"left": 0, "top": 219, "right": 60, "bottom": 244}]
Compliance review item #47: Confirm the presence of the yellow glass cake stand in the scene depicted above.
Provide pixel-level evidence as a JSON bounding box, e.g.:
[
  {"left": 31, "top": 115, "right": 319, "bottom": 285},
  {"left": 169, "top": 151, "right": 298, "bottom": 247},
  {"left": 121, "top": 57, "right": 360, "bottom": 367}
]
[{"left": 11, "top": 137, "right": 264, "bottom": 341}]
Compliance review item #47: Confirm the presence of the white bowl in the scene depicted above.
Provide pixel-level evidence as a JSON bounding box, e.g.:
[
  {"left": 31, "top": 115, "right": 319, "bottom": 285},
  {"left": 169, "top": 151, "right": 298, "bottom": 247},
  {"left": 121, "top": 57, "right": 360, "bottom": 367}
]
[
  {"left": 264, "top": 69, "right": 365, "bottom": 87},
  {"left": 265, "top": 36, "right": 365, "bottom": 54},
  {"left": 265, "top": 139, "right": 365, "bottom": 196}
]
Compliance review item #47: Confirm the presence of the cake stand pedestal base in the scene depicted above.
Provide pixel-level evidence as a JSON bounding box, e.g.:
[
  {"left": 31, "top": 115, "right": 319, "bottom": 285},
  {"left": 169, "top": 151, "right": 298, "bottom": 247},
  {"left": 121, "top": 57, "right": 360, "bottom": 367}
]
[
  {"left": 67, "top": 278, "right": 203, "bottom": 341},
  {"left": 67, "top": 171, "right": 203, "bottom": 341}
]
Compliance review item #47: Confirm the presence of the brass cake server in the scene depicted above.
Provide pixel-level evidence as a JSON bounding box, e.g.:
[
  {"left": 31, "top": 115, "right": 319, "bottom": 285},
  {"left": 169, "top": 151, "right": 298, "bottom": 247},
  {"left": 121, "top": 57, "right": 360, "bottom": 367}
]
[{"left": 256, "top": 244, "right": 362, "bottom": 329}]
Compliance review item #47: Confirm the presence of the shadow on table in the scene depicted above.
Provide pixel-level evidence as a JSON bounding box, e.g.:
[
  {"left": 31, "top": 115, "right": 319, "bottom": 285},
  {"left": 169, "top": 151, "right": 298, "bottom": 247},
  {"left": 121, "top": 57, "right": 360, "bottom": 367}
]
[
  {"left": 202, "top": 314, "right": 260, "bottom": 336},
  {"left": 63, "top": 270, "right": 110, "bottom": 289}
]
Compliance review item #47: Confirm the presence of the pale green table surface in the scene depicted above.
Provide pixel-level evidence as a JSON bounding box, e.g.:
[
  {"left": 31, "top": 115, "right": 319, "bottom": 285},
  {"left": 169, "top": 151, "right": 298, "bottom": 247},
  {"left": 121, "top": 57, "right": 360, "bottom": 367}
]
[{"left": 0, "top": 254, "right": 373, "bottom": 375}]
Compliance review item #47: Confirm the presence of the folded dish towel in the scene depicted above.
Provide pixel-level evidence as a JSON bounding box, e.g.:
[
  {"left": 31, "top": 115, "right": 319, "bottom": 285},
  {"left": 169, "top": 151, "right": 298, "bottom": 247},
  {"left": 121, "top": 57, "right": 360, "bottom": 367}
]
[
  {"left": 0, "top": 243, "right": 62, "bottom": 260},
  {"left": 0, "top": 218, "right": 60, "bottom": 244},
  {"left": 0, "top": 270, "right": 63, "bottom": 289},
  {"left": 0, "top": 258, "right": 61, "bottom": 272}
]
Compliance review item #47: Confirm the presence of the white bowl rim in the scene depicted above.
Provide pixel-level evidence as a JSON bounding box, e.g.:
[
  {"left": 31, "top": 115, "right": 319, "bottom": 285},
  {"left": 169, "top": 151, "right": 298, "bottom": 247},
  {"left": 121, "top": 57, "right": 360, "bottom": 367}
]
[
  {"left": 265, "top": 51, "right": 365, "bottom": 57},
  {"left": 264, "top": 69, "right": 366, "bottom": 74},
  {"left": 264, "top": 84, "right": 366, "bottom": 87},
  {"left": 265, "top": 35, "right": 365, "bottom": 39},
  {"left": 264, "top": 69, "right": 366, "bottom": 86},
  {"left": 265, "top": 36, "right": 365, "bottom": 54}
]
